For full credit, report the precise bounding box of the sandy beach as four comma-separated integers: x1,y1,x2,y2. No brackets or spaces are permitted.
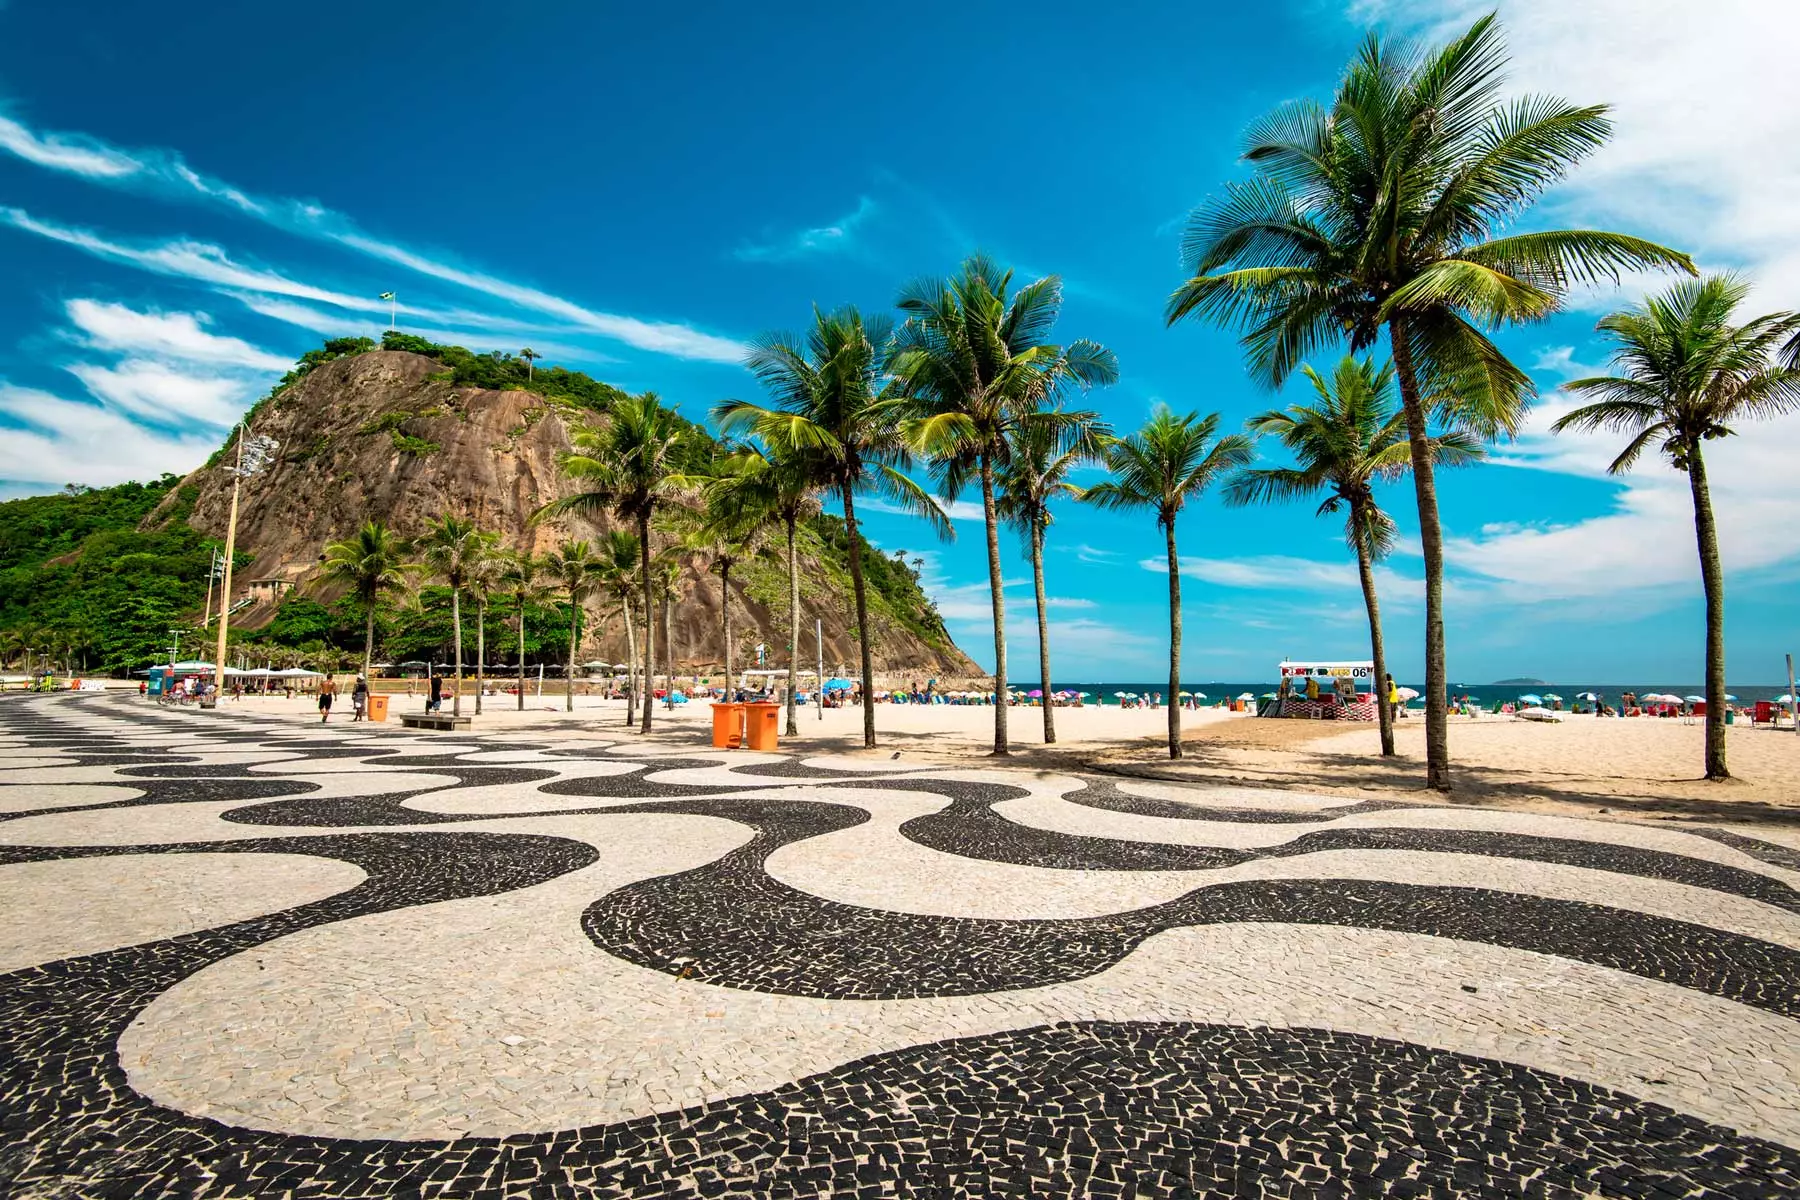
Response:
187,689,1800,826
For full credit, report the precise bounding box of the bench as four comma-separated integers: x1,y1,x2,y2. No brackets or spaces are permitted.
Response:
400,713,473,731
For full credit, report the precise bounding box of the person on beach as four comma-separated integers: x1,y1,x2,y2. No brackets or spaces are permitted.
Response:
318,676,336,722
1305,676,1320,703
351,675,369,722
428,672,443,713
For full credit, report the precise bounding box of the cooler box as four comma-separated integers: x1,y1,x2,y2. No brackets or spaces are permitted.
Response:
744,702,780,751
367,694,390,723
711,702,746,748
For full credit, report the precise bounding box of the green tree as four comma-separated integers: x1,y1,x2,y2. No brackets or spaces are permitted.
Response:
1082,408,1254,760
545,539,602,713
1552,276,1800,780
319,521,416,678
467,546,509,715
1227,356,1482,755
536,391,704,733
1166,14,1693,790
994,409,1110,744
893,255,1118,754
717,307,949,748
521,347,540,380
597,529,643,727
415,515,496,718
499,550,555,711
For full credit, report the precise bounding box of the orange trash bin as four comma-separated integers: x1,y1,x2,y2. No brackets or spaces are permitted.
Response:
367,694,390,723
711,702,746,748
743,702,780,751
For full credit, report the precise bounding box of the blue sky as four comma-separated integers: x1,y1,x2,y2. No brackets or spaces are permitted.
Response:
2,0,1795,683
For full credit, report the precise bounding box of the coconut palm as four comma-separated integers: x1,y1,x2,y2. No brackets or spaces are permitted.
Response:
704,441,821,734
416,515,496,718
520,348,539,381
1082,408,1254,760
994,409,1110,744
673,471,772,717
467,548,510,716
319,520,416,679
597,529,643,727
1227,356,1483,756
499,550,553,711
1551,275,1800,780
1166,14,1693,789
893,255,1118,755
535,391,705,733
653,551,683,700
545,539,602,713
716,306,950,748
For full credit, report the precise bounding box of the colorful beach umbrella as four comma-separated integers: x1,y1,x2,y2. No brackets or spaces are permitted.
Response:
1518,693,1542,704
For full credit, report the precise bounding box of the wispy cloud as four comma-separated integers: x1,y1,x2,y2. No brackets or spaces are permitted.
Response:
65,299,292,371
860,495,986,523
0,382,217,490
734,197,877,264
65,359,257,429
0,109,747,363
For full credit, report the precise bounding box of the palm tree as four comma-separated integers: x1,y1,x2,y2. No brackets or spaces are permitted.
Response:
319,520,416,678
704,442,820,734
994,409,1110,744
653,551,683,700
597,529,643,726
1551,276,1800,780
1082,408,1254,760
520,348,539,380
1227,356,1483,756
535,391,703,733
716,306,949,748
467,547,509,716
499,550,554,711
893,255,1118,755
415,515,494,718
545,539,602,712
1165,14,1693,790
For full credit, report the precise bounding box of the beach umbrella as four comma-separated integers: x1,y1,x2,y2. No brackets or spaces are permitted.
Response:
1683,695,1705,703
1517,693,1542,705
1542,693,1562,702
1177,690,1192,697
1113,691,1129,697
1576,691,1599,701
1077,691,1091,697
1237,692,1255,700
1191,691,1207,700
1396,687,1420,701
1029,689,1043,698
1260,692,1277,699
1724,694,1737,701
1776,694,1796,704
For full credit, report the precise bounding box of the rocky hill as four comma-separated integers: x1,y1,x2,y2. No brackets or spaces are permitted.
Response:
156,344,977,678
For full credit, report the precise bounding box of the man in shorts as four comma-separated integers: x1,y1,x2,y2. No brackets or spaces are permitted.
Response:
318,676,337,722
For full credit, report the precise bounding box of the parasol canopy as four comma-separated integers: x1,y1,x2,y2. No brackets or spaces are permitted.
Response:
1396,686,1420,700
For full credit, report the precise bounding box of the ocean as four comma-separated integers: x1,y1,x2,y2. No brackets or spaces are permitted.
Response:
1023,682,1797,708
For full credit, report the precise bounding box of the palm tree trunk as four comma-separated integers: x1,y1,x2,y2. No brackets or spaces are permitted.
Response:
516,599,526,711
979,454,1009,756
721,559,735,711
1031,523,1055,744
1688,448,1730,780
1164,515,1182,760
1352,504,1395,757
362,598,375,680
475,599,485,716
566,597,578,713
663,582,675,706
639,512,655,734
621,593,638,728
840,482,876,749
1387,318,1451,792
786,517,801,736
450,587,463,718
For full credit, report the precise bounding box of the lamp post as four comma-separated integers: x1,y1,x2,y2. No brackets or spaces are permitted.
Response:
213,426,278,694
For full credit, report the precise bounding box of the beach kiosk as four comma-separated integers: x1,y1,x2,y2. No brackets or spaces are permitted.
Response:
1272,660,1378,720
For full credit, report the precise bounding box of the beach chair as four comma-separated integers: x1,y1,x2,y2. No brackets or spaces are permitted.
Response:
1753,702,1775,726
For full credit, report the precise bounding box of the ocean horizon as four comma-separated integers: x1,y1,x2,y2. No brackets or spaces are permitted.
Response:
999,682,1797,706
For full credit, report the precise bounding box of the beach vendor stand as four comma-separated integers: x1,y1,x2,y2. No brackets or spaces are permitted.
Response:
1270,660,1378,720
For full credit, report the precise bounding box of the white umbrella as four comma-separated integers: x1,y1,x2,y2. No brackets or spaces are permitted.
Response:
1516,706,1561,723
1576,691,1600,701
1190,691,1207,699
1776,694,1796,704
1542,693,1562,701
1237,692,1256,700
1395,687,1420,701
1682,694,1705,703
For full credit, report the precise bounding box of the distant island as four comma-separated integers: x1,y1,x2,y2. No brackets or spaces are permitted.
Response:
1492,677,1549,686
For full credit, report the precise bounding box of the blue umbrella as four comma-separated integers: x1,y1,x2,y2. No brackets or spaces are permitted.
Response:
823,678,853,691
1518,693,1543,705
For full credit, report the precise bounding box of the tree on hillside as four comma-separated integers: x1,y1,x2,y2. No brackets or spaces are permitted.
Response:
416,516,497,718
521,348,540,380
1166,14,1693,790
717,307,950,748
994,409,1110,745
535,391,705,733
1082,408,1254,760
319,521,416,678
545,539,602,713
1227,356,1482,756
1552,275,1800,780
893,255,1118,755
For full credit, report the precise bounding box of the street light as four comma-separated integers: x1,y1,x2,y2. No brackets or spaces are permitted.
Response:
213,425,279,693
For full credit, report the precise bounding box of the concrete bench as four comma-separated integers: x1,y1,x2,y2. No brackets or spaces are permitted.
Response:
400,713,472,731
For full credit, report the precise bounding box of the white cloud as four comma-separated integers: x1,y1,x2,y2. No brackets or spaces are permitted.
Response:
66,359,254,428
0,109,747,363
860,495,986,523
0,383,215,488
734,197,877,264
0,113,139,178
65,299,292,371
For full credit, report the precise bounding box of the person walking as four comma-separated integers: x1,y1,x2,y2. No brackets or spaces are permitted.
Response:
351,674,369,722
318,675,337,723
